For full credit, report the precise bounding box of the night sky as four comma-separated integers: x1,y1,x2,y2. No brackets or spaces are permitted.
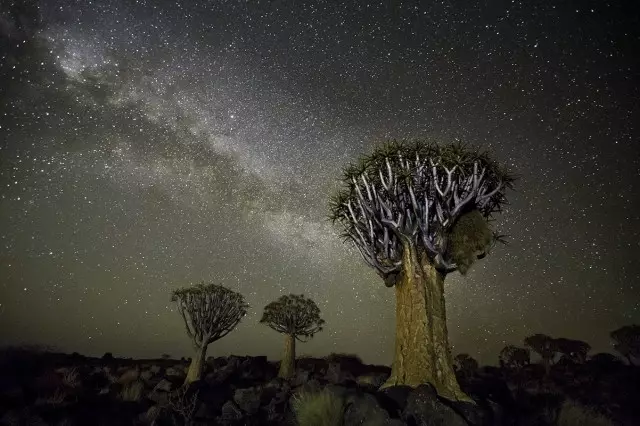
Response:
1,0,639,366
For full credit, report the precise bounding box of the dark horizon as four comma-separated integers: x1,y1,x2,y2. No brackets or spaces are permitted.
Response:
1,0,639,367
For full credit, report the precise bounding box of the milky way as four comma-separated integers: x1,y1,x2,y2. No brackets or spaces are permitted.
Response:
1,0,639,365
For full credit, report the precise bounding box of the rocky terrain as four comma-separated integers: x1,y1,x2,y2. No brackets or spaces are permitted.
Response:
0,347,637,425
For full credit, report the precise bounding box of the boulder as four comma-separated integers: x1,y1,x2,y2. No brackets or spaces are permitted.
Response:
220,400,244,421
343,392,403,426
377,385,413,415
403,384,468,426
166,366,185,378
233,387,262,415
357,373,389,389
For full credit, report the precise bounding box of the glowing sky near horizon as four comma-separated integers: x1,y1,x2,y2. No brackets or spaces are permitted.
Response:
1,0,638,365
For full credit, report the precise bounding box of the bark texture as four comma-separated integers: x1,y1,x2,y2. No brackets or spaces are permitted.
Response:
184,344,207,386
380,242,472,402
278,333,296,379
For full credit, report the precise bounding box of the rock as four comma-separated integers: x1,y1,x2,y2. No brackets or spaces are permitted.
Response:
220,400,244,421
154,379,173,393
292,369,311,387
326,362,355,384
149,365,162,374
343,392,403,426
140,370,154,381
357,373,389,389
166,366,185,378
445,400,487,426
233,387,262,415
377,385,413,414
403,384,468,426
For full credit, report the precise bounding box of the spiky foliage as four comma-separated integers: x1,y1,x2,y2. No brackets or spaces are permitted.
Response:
554,338,591,364
171,282,248,347
329,140,514,279
291,388,345,426
610,324,640,365
524,334,558,370
260,294,325,341
499,345,530,370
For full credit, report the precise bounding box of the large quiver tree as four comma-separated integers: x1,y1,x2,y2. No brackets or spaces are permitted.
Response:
329,140,514,401
260,294,325,378
171,283,248,385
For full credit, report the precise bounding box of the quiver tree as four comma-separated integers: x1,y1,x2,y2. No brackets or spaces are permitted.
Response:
554,338,591,364
610,325,640,365
499,345,530,370
329,140,514,401
260,294,325,378
524,334,557,374
171,283,248,385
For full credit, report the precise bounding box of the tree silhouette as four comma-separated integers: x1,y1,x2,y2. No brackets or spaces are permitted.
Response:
610,325,640,365
524,334,557,374
171,283,248,385
329,140,514,401
453,353,479,379
499,345,530,370
554,338,591,364
260,294,325,378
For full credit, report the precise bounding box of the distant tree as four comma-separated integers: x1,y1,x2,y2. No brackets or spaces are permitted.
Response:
499,345,530,370
554,338,591,364
161,353,171,360
453,353,479,378
171,283,248,385
610,325,640,365
524,334,557,374
260,294,325,379
102,352,114,361
329,140,514,401
589,353,622,369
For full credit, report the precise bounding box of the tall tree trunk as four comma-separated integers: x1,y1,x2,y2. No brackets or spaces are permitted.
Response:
380,242,471,402
278,333,296,378
184,344,208,386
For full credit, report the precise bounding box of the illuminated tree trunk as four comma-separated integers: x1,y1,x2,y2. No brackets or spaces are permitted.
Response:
278,333,296,379
380,242,472,402
184,344,208,386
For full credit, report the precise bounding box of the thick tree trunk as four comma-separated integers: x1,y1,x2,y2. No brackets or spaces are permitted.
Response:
278,333,296,379
184,344,208,386
380,243,472,402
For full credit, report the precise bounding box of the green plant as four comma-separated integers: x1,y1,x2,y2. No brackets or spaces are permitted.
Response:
292,388,345,426
556,401,614,426
119,380,144,401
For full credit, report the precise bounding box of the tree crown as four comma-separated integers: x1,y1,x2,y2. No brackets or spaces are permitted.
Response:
171,282,248,347
260,294,325,341
329,140,515,278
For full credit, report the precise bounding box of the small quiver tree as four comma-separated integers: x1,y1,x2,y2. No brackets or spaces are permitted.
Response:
524,334,557,375
171,283,248,385
499,345,530,370
329,140,514,401
260,294,325,379
610,324,640,366
554,338,591,364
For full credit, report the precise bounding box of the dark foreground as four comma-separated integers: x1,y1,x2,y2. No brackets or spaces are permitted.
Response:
0,347,638,425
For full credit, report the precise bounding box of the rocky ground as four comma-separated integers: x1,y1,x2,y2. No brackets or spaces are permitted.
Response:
0,347,637,425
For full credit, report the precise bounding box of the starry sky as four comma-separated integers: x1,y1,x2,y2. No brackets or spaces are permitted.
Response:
1,0,639,366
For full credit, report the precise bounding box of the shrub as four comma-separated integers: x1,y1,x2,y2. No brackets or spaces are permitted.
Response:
61,367,80,388
291,388,345,426
119,380,144,402
556,401,614,426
